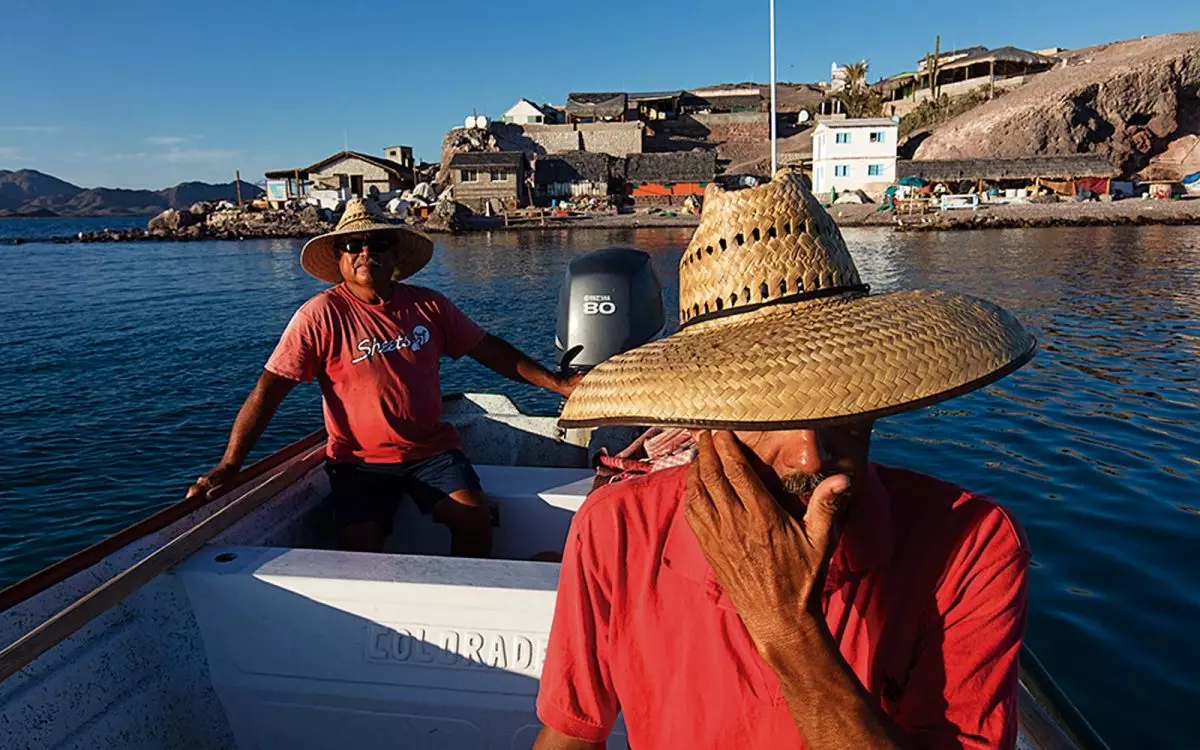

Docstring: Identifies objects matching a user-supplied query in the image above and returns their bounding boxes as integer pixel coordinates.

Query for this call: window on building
[834,165,850,177]
[868,164,883,176]
[835,132,850,144]
[461,169,478,182]
[490,170,509,181]
[870,131,886,143]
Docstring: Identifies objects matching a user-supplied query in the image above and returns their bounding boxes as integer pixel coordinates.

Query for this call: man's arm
[685,431,905,749]
[185,370,298,499]
[533,728,603,750]
[468,334,580,397]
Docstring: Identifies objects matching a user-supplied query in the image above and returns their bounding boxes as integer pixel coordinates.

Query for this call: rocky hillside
[0,169,263,217]
[912,31,1200,177]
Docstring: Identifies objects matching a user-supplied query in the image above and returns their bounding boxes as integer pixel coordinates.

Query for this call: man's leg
[326,463,401,553]
[431,489,493,558]
[338,519,388,552]
[407,450,493,558]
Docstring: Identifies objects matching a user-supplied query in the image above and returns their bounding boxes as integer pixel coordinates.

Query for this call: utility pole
[769,0,778,176]
[235,170,243,208]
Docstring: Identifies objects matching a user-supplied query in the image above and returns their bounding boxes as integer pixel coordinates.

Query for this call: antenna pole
[769,0,778,176]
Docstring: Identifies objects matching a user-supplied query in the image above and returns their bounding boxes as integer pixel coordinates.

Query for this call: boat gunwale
[0,429,327,615]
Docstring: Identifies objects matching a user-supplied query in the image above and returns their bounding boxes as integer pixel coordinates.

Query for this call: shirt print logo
[351,325,431,364]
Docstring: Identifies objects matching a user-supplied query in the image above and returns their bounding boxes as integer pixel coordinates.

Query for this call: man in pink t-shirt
[187,199,578,556]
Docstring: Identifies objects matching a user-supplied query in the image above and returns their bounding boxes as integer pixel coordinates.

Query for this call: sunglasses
[339,236,393,255]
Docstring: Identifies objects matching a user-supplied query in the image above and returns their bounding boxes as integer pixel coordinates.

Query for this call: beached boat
[0,393,1107,749]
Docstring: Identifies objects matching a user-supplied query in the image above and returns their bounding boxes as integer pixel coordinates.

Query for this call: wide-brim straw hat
[300,197,433,284]
[559,170,1036,429]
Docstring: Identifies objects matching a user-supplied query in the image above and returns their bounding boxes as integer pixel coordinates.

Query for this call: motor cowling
[555,248,664,372]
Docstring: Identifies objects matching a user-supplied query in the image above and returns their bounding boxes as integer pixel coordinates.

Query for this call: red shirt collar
[662,463,894,609]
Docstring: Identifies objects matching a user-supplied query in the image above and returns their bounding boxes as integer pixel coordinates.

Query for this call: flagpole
[769,0,777,175]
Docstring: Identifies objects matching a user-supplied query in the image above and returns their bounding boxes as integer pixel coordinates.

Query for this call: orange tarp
[630,182,707,197]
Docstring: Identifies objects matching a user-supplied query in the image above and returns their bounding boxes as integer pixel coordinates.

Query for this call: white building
[829,62,849,92]
[501,99,556,125]
[812,118,899,198]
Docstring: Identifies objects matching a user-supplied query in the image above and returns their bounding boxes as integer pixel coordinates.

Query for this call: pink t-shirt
[266,283,486,463]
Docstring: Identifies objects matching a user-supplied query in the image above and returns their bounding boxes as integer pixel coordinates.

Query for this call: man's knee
[433,494,491,531]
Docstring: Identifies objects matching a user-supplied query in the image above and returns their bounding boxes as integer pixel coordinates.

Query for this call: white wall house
[501,99,554,125]
[812,118,899,198]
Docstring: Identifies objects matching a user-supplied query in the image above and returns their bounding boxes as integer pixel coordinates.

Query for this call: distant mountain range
[0,169,264,217]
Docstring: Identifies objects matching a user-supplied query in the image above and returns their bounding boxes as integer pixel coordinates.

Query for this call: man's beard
[779,471,829,502]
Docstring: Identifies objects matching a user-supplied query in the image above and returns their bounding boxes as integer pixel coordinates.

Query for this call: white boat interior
[0,394,1096,750]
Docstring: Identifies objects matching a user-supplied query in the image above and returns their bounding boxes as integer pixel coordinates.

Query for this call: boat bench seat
[384,465,595,560]
[175,465,631,749]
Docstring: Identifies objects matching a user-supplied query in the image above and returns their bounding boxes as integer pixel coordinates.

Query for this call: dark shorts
[325,450,482,534]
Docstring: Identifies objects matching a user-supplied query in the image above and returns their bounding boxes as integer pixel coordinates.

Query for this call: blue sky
[1,1,1195,189]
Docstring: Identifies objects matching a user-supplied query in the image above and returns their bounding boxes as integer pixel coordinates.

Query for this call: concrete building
[877,46,1059,115]
[682,88,764,114]
[384,145,415,170]
[812,119,899,197]
[501,99,558,125]
[829,62,850,92]
[264,149,414,207]
[448,152,529,213]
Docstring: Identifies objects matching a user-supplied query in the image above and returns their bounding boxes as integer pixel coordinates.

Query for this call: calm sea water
[1,220,1197,748]
[0,215,148,242]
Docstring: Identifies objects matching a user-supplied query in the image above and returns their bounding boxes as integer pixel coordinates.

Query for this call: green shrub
[899,85,1000,137]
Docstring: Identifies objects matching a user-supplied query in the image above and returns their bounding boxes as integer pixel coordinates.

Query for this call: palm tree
[843,60,870,92]
[837,60,882,118]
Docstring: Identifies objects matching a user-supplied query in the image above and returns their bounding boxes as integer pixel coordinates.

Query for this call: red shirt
[537,463,1030,749]
[265,283,485,463]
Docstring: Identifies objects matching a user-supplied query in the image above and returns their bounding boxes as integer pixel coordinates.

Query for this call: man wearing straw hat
[188,199,578,557]
[535,171,1035,749]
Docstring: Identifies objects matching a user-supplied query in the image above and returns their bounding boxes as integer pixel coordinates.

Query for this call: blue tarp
[897,176,925,187]
[1182,171,1200,185]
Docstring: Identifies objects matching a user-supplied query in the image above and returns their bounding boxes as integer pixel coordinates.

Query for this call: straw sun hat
[300,198,434,284]
[559,170,1037,429]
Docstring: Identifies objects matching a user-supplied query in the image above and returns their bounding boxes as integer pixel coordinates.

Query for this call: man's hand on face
[684,430,851,652]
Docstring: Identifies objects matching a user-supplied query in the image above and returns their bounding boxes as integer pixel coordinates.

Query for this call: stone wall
[577,122,644,156]
[519,125,583,153]
[692,113,770,143]
[490,122,644,156]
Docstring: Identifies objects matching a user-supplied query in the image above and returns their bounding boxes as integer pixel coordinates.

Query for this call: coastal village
[6,30,1199,242]
[243,31,1200,235]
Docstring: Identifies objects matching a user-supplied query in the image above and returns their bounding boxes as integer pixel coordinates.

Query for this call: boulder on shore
[189,201,213,216]
[148,208,198,232]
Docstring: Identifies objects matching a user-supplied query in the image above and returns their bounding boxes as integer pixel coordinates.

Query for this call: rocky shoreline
[827,198,1200,231]
[5,197,1200,244]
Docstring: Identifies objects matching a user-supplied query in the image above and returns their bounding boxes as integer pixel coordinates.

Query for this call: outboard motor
[555,248,664,372]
